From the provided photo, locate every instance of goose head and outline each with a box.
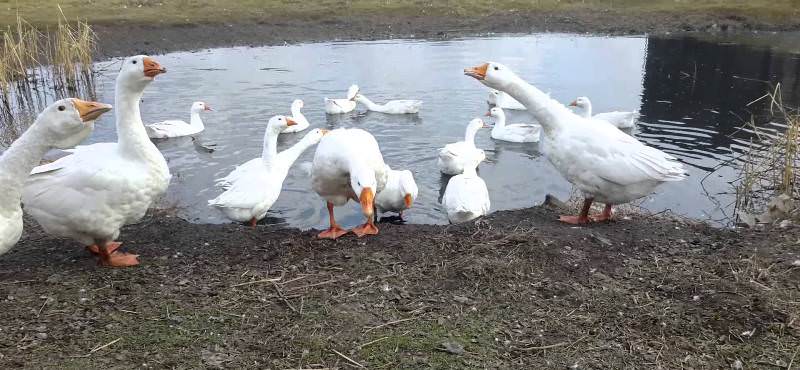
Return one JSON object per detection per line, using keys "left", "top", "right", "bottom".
{"left": 300, "top": 128, "right": 329, "bottom": 146}
{"left": 485, "top": 107, "right": 505, "bottom": 119}
{"left": 117, "top": 55, "right": 166, "bottom": 91}
{"left": 468, "top": 117, "right": 492, "bottom": 131}
{"left": 291, "top": 99, "right": 304, "bottom": 110}
{"left": 569, "top": 96, "right": 591, "bottom": 110}
{"left": 398, "top": 170, "right": 418, "bottom": 209}
{"left": 346, "top": 84, "right": 360, "bottom": 101}
{"left": 191, "top": 101, "right": 212, "bottom": 113}
{"left": 266, "top": 115, "right": 297, "bottom": 134}
{"left": 353, "top": 93, "right": 366, "bottom": 103}
{"left": 464, "top": 62, "right": 518, "bottom": 90}
{"left": 38, "top": 98, "right": 112, "bottom": 149}
{"left": 350, "top": 165, "right": 377, "bottom": 219}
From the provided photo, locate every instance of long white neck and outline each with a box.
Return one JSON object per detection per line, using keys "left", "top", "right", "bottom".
{"left": 493, "top": 111, "right": 507, "bottom": 129}
{"left": 501, "top": 76, "right": 573, "bottom": 136}
{"left": 291, "top": 105, "right": 308, "bottom": 126}
{"left": 276, "top": 137, "right": 317, "bottom": 171}
{"left": 189, "top": 110, "right": 204, "bottom": 129}
{"left": 464, "top": 125, "right": 480, "bottom": 147}
{"left": 0, "top": 124, "right": 51, "bottom": 208}
{"left": 462, "top": 165, "right": 478, "bottom": 177}
{"left": 260, "top": 129, "right": 280, "bottom": 164}
{"left": 115, "top": 80, "right": 162, "bottom": 159}
{"left": 358, "top": 96, "right": 380, "bottom": 110}
{"left": 578, "top": 101, "right": 592, "bottom": 118}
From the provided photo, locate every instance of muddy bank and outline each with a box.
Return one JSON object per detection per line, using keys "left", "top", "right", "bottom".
{"left": 93, "top": 11, "right": 800, "bottom": 59}
{"left": 0, "top": 206, "right": 797, "bottom": 368}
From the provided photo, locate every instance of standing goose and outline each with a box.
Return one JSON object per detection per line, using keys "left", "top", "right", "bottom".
{"left": 374, "top": 167, "right": 418, "bottom": 219}
{"left": 23, "top": 55, "right": 169, "bottom": 267}
{"left": 354, "top": 93, "right": 422, "bottom": 114}
{"left": 282, "top": 99, "right": 310, "bottom": 133}
{"left": 311, "top": 128, "right": 387, "bottom": 239}
{"left": 0, "top": 99, "right": 111, "bottom": 255}
{"left": 437, "top": 118, "right": 489, "bottom": 175}
{"left": 465, "top": 62, "right": 685, "bottom": 224}
{"left": 487, "top": 89, "right": 525, "bottom": 110}
{"left": 442, "top": 156, "right": 490, "bottom": 224}
{"left": 324, "top": 84, "right": 359, "bottom": 114}
{"left": 145, "top": 101, "right": 212, "bottom": 138}
{"left": 486, "top": 107, "right": 541, "bottom": 143}
{"left": 569, "top": 96, "right": 638, "bottom": 129}
{"left": 210, "top": 119, "right": 326, "bottom": 226}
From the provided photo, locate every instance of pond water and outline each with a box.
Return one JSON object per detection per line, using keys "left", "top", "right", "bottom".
{"left": 76, "top": 33, "right": 800, "bottom": 229}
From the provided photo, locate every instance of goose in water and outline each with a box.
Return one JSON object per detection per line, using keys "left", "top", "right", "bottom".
{"left": 23, "top": 55, "right": 170, "bottom": 267}
{"left": 282, "top": 99, "right": 310, "bottom": 133}
{"left": 311, "top": 128, "right": 387, "bottom": 238}
{"left": 569, "top": 96, "right": 638, "bottom": 129}
{"left": 374, "top": 167, "right": 418, "bottom": 219}
{"left": 486, "top": 107, "right": 541, "bottom": 143}
{"left": 145, "top": 101, "right": 212, "bottom": 138}
{"left": 442, "top": 156, "right": 490, "bottom": 224}
{"left": 354, "top": 93, "right": 422, "bottom": 114}
{"left": 324, "top": 84, "right": 359, "bottom": 114}
{"left": 1, "top": 99, "right": 111, "bottom": 256}
{"left": 465, "top": 62, "right": 685, "bottom": 224}
{"left": 437, "top": 118, "right": 489, "bottom": 175}
{"left": 487, "top": 89, "right": 526, "bottom": 110}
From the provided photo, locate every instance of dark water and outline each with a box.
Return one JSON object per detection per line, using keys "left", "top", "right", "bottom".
{"left": 78, "top": 33, "right": 799, "bottom": 229}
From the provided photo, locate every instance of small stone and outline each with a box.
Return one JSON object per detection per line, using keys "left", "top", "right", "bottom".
{"left": 779, "top": 220, "right": 792, "bottom": 228}
{"left": 693, "top": 295, "right": 700, "bottom": 301}
{"left": 439, "top": 341, "right": 464, "bottom": 355}
{"left": 732, "top": 359, "right": 743, "bottom": 369}
{"left": 35, "top": 332, "right": 48, "bottom": 340}
{"left": 793, "top": 260, "right": 800, "bottom": 267}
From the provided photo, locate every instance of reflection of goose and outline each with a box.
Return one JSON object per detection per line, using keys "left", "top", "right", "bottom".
{"left": 437, "top": 118, "right": 489, "bottom": 175}
{"left": 442, "top": 157, "right": 490, "bottom": 224}
{"left": 569, "top": 96, "right": 638, "bottom": 129}
{"left": 486, "top": 107, "right": 541, "bottom": 143}
{"left": 465, "top": 62, "right": 686, "bottom": 224}
{"left": 1, "top": 99, "right": 111, "bottom": 255}
{"left": 354, "top": 93, "right": 422, "bottom": 114}
{"left": 23, "top": 55, "right": 169, "bottom": 267}
{"left": 145, "top": 101, "right": 212, "bottom": 138}
{"left": 282, "top": 99, "right": 310, "bottom": 133}
{"left": 324, "top": 84, "right": 359, "bottom": 114}
{"left": 487, "top": 89, "right": 525, "bottom": 110}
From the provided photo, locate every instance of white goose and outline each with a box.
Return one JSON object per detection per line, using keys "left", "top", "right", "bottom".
{"left": 324, "top": 84, "right": 359, "bottom": 114}
{"left": 465, "top": 62, "right": 685, "bottom": 224}
{"left": 374, "top": 167, "right": 418, "bottom": 219}
{"left": 437, "top": 118, "right": 489, "bottom": 175}
{"left": 354, "top": 93, "right": 422, "bottom": 114}
{"left": 282, "top": 99, "right": 310, "bottom": 133}
{"left": 209, "top": 118, "right": 325, "bottom": 226}
{"left": 569, "top": 96, "right": 638, "bottom": 129}
{"left": 311, "top": 128, "right": 387, "bottom": 239}
{"left": 0, "top": 99, "right": 111, "bottom": 255}
{"left": 487, "top": 89, "right": 525, "bottom": 110}
{"left": 486, "top": 107, "right": 541, "bottom": 143}
{"left": 22, "top": 55, "right": 170, "bottom": 267}
{"left": 442, "top": 157, "right": 490, "bottom": 224}
{"left": 145, "top": 101, "right": 212, "bottom": 138}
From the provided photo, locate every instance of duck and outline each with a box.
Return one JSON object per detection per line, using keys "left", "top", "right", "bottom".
{"left": 209, "top": 119, "right": 326, "bottom": 226}
{"left": 437, "top": 118, "right": 489, "bottom": 175}
{"left": 374, "top": 167, "right": 418, "bottom": 219}
{"left": 465, "top": 62, "right": 685, "bottom": 224}
{"left": 324, "top": 84, "right": 359, "bottom": 114}
{"left": 22, "top": 55, "right": 170, "bottom": 267}
{"left": 145, "top": 101, "right": 212, "bottom": 138}
{"left": 282, "top": 99, "right": 310, "bottom": 133}
{"left": 311, "top": 128, "right": 387, "bottom": 238}
{"left": 442, "top": 157, "right": 490, "bottom": 224}
{"left": 487, "top": 89, "right": 525, "bottom": 110}
{"left": 486, "top": 107, "right": 541, "bottom": 143}
{"left": 569, "top": 96, "right": 638, "bottom": 129}
{"left": 0, "top": 99, "right": 112, "bottom": 256}
{"left": 354, "top": 93, "right": 422, "bottom": 114}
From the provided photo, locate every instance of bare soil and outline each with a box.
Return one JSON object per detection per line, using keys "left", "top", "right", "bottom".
{"left": 1, "top": 204, "right": 798, "bottom": 369}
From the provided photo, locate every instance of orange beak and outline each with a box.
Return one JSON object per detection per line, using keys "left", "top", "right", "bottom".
{"left": 286, "top": 117, "right": 297, "bottom": 126}
{"left": 484, "top": 111, "right": 492, "bottom": 117}
{"left": 568, "top": 100, "right": 577, "bottom": 107}
{"left": 204, "top": 104, "right": 213, "bottom": 111}
{"left": 404, "top": 193, "right": 413, "bottom": 208}
{"left": 143, "top": 57, "right": 166, "bottom": 78}
{"left": 360, "top": 187, "right": 374, "bottom": 217}
{"left": 464, "top": 63, "right": 489, "bottom": 80}
{"left": 71, "top": 99, "right": 112, "bottom": 122}
{"left": 320, "top": 129, "right": 330, "bottom": 135}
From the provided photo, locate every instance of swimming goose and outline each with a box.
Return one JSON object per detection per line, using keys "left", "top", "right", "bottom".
{"left": 0, "top": 99, "right": 111, "bottom": 255}
{"left": 486, "top": 107, "right": 541, "bottom": 143}
{"left": 354, "top": 93, "right": 422, "bottom": 114}
{"left": 437, "top": 118, "right": 489, "bottom": 175}
{"left": 487, "top": 89, "right": 525, "bottom": 110}
{"left": 145, "top": 101, "right": 212, "bottom": 138}
{"left": 23, "top": 55, "right": 169, "bottom": 267}
{"left": 465, "top": 62, "right": 685, "bottom": 224}
{"left": 209, "top": 119, "right": 326, "bottom": 226}
{"left": 374, "top": 167, "right": 418, "bottom": 219}
{"left": 311, "top": 128, "right": 387, "bottom": 238}
{"left": 569, "top": 96, "right": 638, "bottom": 129}
{"left": 442, "top": 157, "right": 490, "bottom": 224}
{"left": 324, "top": 84, "right": 359, "bottom": 114}
{"left": 282, "top": 99, "right": 310, "bottom": 133}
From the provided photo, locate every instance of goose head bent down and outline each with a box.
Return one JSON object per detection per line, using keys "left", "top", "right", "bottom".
{"left": 0, "top": 99, "right": 111, "bottom": 255}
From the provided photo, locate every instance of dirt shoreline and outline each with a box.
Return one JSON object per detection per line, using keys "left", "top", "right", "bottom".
{"left": 92, "top": 11, "right": 800, "bottom": 59}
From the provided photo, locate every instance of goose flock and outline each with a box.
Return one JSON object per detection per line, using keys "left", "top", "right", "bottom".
{"left": 0, "top": 55, "right": 685, "bottom": 268}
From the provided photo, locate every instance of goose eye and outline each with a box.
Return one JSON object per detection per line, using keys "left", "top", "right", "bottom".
{"left": 58, "top": 105, "right": 65, "bottom": 111}
{"left": 132, "top": 60, "right": 137, "bottom": 64}
{"left": 494, "top": 66, "right": 499, "bottom": 71}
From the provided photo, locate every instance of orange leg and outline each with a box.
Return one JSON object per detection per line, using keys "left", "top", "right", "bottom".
{"left": 559, "top": 198, "right": 592, "bottom": 225}
{"left": 318, "top": 202, "right": 348, "bottom": 239}
{"left": 590, "top": 204, "right": 614, "bottom": 222}
{"left": 86, "top": 241, "right": 121, "bottom": 255}
{"left": 95, "top": 240, "right": 139, "bottom": 268}
{"left": 352, "top": 216, "right": 379, "bottom": 237}
{"left": 249, "top": 217, "right": 257, "bottom": 229}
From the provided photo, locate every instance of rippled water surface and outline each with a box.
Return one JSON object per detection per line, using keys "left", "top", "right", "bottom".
{"left": 81, "top": 33, "right": 800, "bottom": 229}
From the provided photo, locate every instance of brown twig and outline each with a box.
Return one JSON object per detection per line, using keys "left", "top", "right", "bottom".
{"left": 519, "top": 335, "right": 588, "bottom": 351}
{"left": 229, "top": 274, "right": 283, "bottom": 288}
{"left": 363, "top": 317, "right": 416, "bottom": 334}
{"left": 357, "top": 336, "right": 389, "bottom": 349}
{"left": 331, "top": 348, "right": 364, "bottom": 368}
{"left": 271, "top": 281, "right": 297, "bottom": 313}
{"left": 70, "top": 337, "right": 122, "bottom": 358}
{"left": 285, "top": 279, "right": 337, "bottom": 292}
